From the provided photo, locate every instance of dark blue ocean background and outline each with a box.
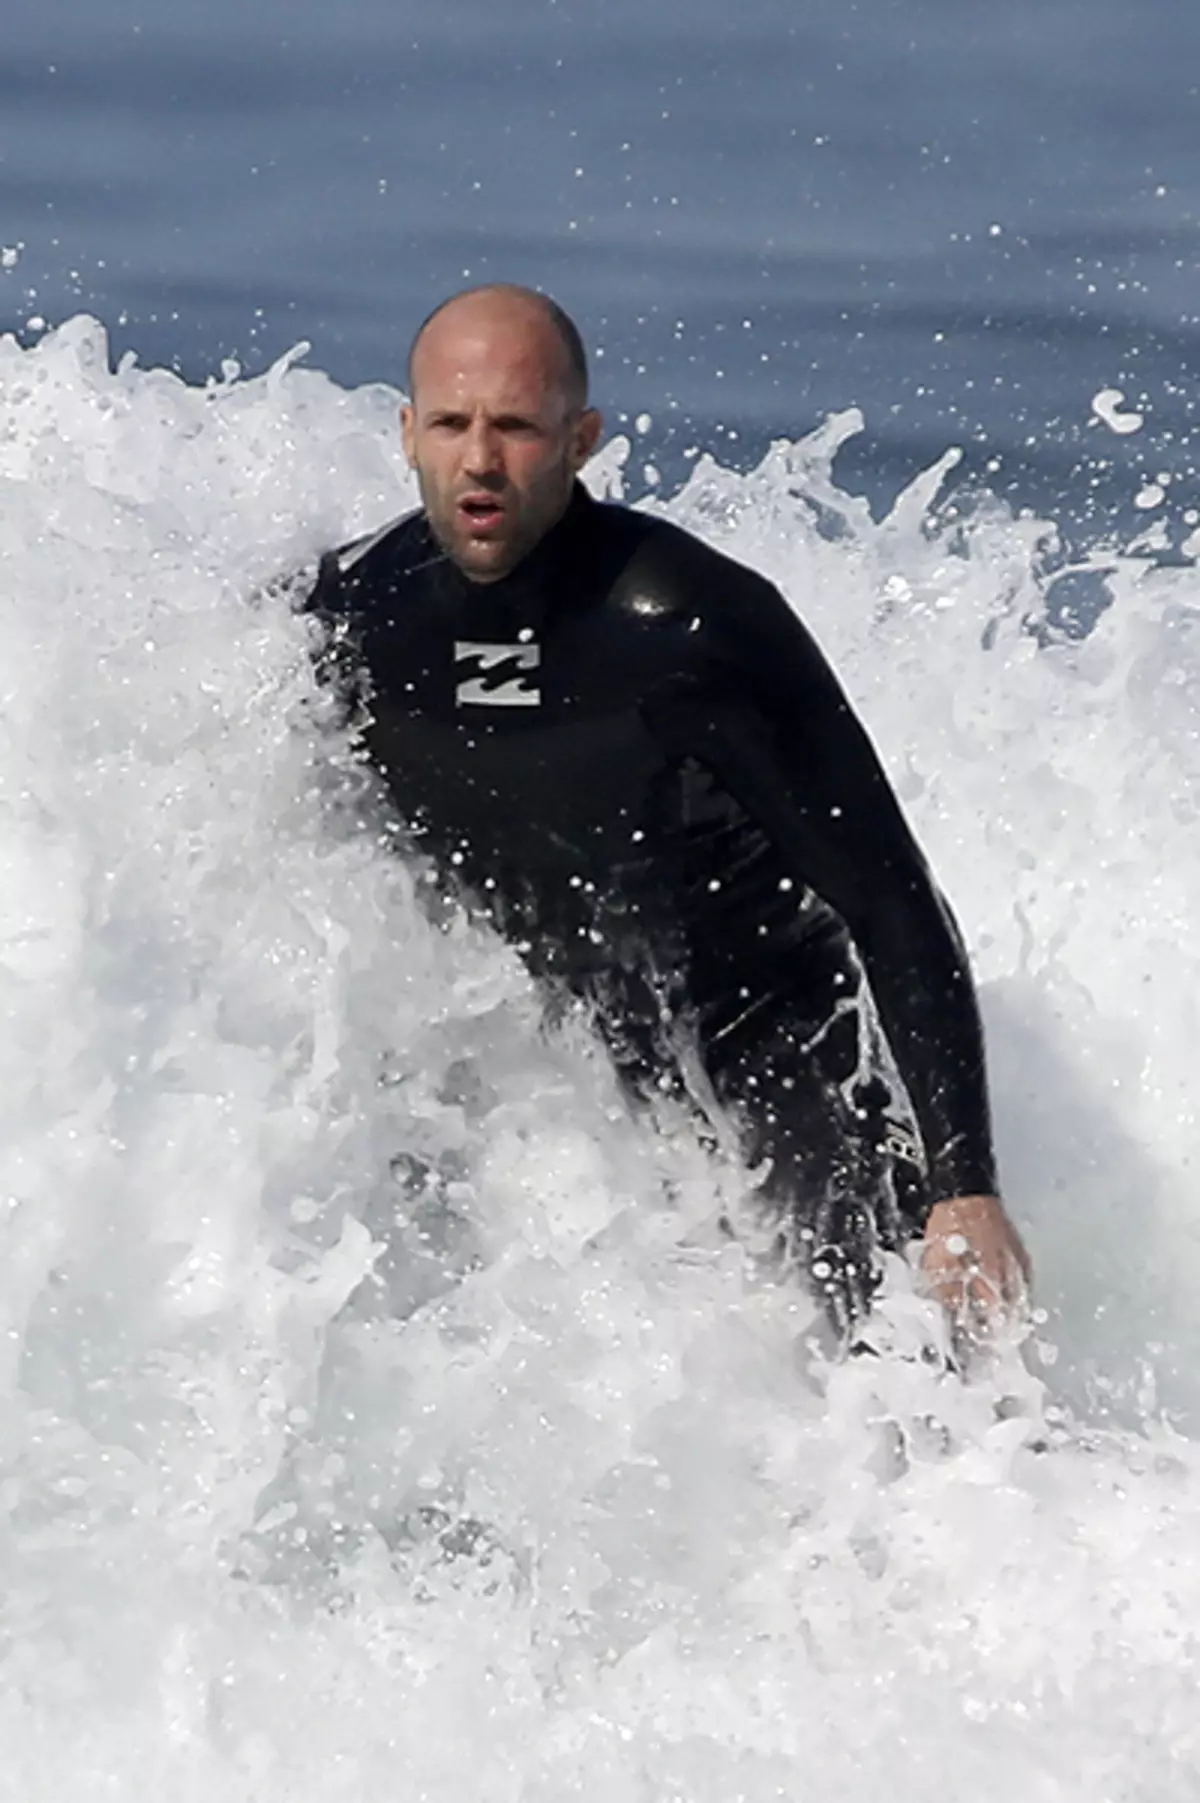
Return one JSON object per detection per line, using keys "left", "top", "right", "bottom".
{"left": 3, "top": 0, "right": 1198, "bottom": 537}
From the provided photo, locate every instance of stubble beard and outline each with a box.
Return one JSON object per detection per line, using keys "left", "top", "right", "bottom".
{"left": 418, "top": 454, "right": 575, "bottom": 584}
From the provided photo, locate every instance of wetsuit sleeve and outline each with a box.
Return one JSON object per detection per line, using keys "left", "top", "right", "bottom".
{"left": 295, "top": 549, "right": 373, "bottom": 716}
{"left": 704, "top": 582, "right": 998, "bottom": 1207}
{"left": 301, "top": 550, "right": 347, "bottom": 621}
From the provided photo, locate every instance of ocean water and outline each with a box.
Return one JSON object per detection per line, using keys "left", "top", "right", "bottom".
{"left": 3, "top": 2, "right": 1200, "bottom": 1797}
{"left": 2, "top": 319, "right": 1199, "bottom": 1799}
{"left": 5, "top": 0, "right": 1200, "bottom": 529}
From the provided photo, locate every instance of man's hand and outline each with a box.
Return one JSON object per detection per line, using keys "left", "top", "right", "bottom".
{"left": 921, "top": 1193, "right": 1031, "bottom": 1334}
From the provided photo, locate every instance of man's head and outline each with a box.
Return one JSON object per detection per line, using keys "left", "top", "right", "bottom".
{"left": 401, "top": 285, "right": 603, "bottom": 582}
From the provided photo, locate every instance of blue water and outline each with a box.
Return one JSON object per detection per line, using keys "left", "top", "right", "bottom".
{"left": 4, "top": 0, "right": 1200, "bottom": 534}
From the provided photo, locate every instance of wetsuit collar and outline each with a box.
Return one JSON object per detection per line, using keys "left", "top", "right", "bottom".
{"left": 432, "top": 482, "right": 595, "bottom": 631}
{"left": 480, "top": 479, "right": 592, "bottom": 587}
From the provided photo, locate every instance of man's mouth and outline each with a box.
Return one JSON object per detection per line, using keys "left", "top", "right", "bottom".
{"left": 458, "top": 495, "right": 506, "bottom": 533}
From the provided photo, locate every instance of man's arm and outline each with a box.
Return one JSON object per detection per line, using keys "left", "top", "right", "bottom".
{"left": 701, "top": 580, "right": 990, "bottom": 1195}
{"left": 702, "top": 570, "right": 1028, "bottom": 1318}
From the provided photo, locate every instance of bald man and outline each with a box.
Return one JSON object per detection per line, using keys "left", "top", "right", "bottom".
{"left": 308, "top": 284, "right": 1029, "bottom": 1340}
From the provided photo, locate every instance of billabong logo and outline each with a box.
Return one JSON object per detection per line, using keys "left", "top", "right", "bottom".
{"left": 455, "top": 641, "right": 541, "bottom": 707}
{"left": 883, "top": 1119, "right": 922, "bottom": 1169}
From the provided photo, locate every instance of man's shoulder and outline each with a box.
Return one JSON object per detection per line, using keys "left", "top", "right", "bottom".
{"left": 306, "top": 506, "right": 440, "bottom": 618}
{"left": 330, "top": 507, "right": 438, "bottom": 582}
{"left": 588, "top": 493, "right": 780, "bottom": 619}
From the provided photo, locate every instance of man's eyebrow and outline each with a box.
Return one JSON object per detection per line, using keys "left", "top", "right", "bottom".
{"left": 420, "top": 406, "right": 544, "bottom": 429}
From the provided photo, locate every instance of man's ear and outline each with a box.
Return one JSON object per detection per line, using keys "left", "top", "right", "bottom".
{"left": 572, "top": 407, "right": 604, "bottom": 471}
{"left": 400, "top": 402, "right": 417, "bottom": 467}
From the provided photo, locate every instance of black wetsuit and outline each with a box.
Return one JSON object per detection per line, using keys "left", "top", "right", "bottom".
{"left": 308, "top": 482, "right": 998, "bottom": 1326}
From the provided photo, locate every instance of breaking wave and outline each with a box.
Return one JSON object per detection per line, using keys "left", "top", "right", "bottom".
{"left": 1, "top": 317, "right": 1198, "bottom": 1798}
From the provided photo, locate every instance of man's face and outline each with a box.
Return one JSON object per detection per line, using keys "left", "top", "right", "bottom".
{"left": 401, "top": 305, "right": 602, "bottom": 582}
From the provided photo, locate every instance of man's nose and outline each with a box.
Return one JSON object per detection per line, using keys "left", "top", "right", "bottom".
{"left": 463, "top": 421, "right": 503, "bottom": 477}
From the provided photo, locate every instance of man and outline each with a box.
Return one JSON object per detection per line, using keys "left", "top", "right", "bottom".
{"left": 308, "top": 283, "right": 1030, "bottom": 1338}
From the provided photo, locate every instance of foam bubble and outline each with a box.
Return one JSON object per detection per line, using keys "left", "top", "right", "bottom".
{"left": 1091, "top": 387, "right": 1144, "bottom": 434}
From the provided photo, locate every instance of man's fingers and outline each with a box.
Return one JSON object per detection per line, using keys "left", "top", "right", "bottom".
{"left": 1004, "top": 1248, "right": 1031, "bottom": 1311}
{"left": 1009, "top": 1223, "right": 1034, "bottom": 1288}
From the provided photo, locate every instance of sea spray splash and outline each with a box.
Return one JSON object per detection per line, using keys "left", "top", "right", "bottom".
{"left": 1, "top": 319, "right": 1199, "bottom": 1799}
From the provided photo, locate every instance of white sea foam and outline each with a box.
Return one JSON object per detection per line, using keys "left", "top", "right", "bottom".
{"left": 1, "top": 318, "right": 1198, "bottom": 1798}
